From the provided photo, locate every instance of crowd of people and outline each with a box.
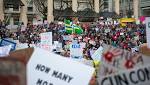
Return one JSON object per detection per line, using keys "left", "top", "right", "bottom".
{"left": 0, "top": 19, "right": 147, "bottom": 85}
{"left": 0, "top": 20, "right": 146, "bottom": 58}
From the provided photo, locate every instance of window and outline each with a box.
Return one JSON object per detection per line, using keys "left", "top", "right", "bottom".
{"left": 28, "top": 7, "right": 33, "bottom": 12}
{"left": 103, "top": 0, "right": 108, "bottom": 10}
{"left": 14, "top": 17, "right": 19, "bottom": 25}
{"left": 13, "top": 6, "right": 19, "bottom": 11}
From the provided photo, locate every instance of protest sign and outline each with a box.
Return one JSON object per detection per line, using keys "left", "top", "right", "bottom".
{"left": 145, "top": 17, "right": 150, "bottom": 48}
{"left": 0, "top": 39, "right": 16, "bottom": 51}
{"left": 98, "top": 64, "right": 150, "bottom": 85}
{"left": 70, "top": 43, "right": 83, "bottom": 59}
{"left": 0, "top": 45, "right": 11, "bottom": 57}
{"left": 53, "top": 41, "right": 62, "bottom": 52}
{"left": 98, "top": 44, "right": 145, "bottom": 77}
{"left": 40, "top": 32, "right": 52, "bottom": 51}
{"left": 27, "top": 48, "right": 95, "bottom": 85}
{"left": 91, "top": 46, "right": 103, "bottom": 61}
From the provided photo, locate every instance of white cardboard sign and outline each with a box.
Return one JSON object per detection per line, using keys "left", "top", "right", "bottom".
{"left": 146, "top": 17, "right": 150, "bottom": 48}
{"left": 70, "top": 43, "right": 83, "bottom": 59}
{"left": 27, "top": 48, "right": 94, "bottom": 85}
{"left": 98, "top": 64, "right": 150, "bottom": 85}
{"left": 0, "top": 45, "right": 11, "bottom": 57}
{"left": 40, "top": 32, "right": 52, "bottom": 51}
{"left": 91, "top": 46, "right": 103, "bottom": 61}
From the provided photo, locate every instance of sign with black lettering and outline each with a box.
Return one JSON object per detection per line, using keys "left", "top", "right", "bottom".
{"left": 70, "top": 43, "right": 83, "bottom": 59}
{"left": 27, "top": 48, "right": 94, "bottom": 85}
{"left": 98, "top": 64, "right": 150, "bottom": 85}
{"left": 146, "top": 17, "right": 150, "bottom": 48}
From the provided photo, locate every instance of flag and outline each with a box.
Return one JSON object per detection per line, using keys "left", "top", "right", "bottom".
{"left": 64, "top": 19, "right": 71, "bottom": 27}
{"left": 64, "top": 19, "right": 83, "bottom": 34}
{"left": 64, "top": 19, "right": 73, "bottom": 34}
{"left": 73, "top": 24, "right": 83, "bottom": 34}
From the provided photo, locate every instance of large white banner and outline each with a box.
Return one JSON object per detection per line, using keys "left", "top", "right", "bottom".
{"left": 40, "top": 32, "right": 52, "bottom": 51}
{"left": 70, "top": 43, "right": 83, "bottom": 59}
{"left": 27, "top": 48, "right": 94, "bottom": 85}
{"left": 146, "top": 17, "right": 150, "bottom": 48}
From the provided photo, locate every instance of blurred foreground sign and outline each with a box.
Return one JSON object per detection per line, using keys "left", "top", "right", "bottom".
{"left": 0, "top": 45, "right": 11, "bottom": 57}
{"left": 146, "top": 17, "right": 150, "bottom": 48}
{"left": 27, "top": 48, "right": 94, "bottom": 85}
{"left": 98, "top": 64, "right": 150, "bottom": 85}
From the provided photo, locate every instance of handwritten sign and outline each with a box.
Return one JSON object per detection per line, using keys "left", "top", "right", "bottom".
{"left": 70, "top": 43, "right": 83, "bottom": 59}
{"left": 40, "top": 32, "right": 52, "bottom": 51}
{"left": 27, "top": 48, "right": 94, "bottom": 85}
{"left": 98, "top": 64, "right": 150, "bottom": 85}
{"left": 0, "top": 39, "right": 16, "bottom": 51}
{"left": 146, "top": 17, "right": 150, "bottom": 48}
{"left": 98, "top": 44, "right": 144, "bottom": 77}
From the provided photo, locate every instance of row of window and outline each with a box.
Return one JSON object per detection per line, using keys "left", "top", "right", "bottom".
{"left": 5, "top": 6, "right": 33, "bottom": 12}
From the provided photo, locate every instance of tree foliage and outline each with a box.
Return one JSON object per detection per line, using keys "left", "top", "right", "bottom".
{"left": 32, "top": 0, "right": 47, "bottom": 19}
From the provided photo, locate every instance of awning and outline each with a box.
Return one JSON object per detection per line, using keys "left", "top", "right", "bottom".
{"left": 120, "top": 18, "right": 136, "bottom": 23}
{"left": 99, "top": 12, "right": 121, "bottom": 19}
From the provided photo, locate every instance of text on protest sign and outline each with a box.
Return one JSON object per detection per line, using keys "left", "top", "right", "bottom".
{"left": 27, "top": 48, "right": 94, "bottom": 85}
{"left": 98, "top": 64, "right": 150, "bottom": 85}
{"left": 40, "top": 32, "right": 52, "bottom": 51}
{"left": 70, "top": 43, "right": 83, "bottom": 59}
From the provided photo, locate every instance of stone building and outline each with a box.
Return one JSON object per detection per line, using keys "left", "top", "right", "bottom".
{"left": 0, "top": 0, "right": 141, "bottom": 25}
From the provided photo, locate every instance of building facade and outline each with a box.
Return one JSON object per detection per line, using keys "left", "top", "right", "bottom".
{"left": 0, "top": 0, "right": 37, "bottom": 26}
{"left": 0, "top": 0, "right": 141, "bottom": 25}
{"left": 140, "top": 0, "right": 150, "bottom": 16}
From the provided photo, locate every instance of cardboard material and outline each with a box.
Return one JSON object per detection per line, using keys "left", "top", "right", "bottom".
{"left": 0, "top": 58, "right": 26, "bottom": 85}
{"left": 9, "top": 48, "right": 34, "bottom": 65}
